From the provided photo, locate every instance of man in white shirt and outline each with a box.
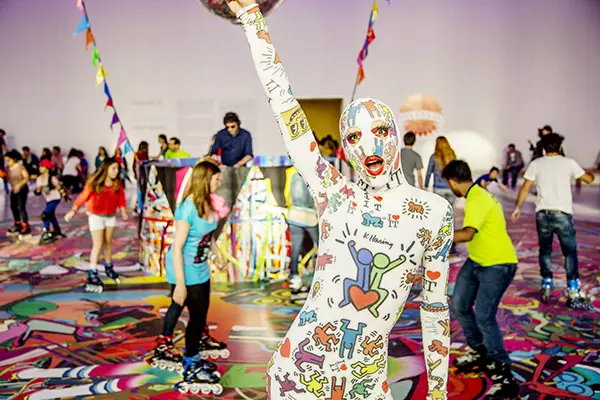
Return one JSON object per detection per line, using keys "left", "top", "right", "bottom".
{"left": 511, "top": 133, "right": 594, "bottom": 309}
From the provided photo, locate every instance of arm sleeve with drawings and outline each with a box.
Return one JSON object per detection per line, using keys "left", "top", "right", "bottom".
{"left": 236, "top": 5, "right": 345, "bottom": 197}
{"left": 420, "top": 203, "right": 453, "bottom": 398}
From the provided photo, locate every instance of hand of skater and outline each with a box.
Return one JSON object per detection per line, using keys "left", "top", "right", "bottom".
{"left": 511, "top": 208, "right": 520, "bottom": 222}
{"left": 65, "top": 210, "right": 75, "bottom": 222}
{"left": 214, "top": 253, "right": 227, "bottom": 270}
{"left": 121, "top": 209, "right": 129, "bottom": 221}
{"left": 224, "top": 0, "right": 256, "bottom": 14}
{"left": 173, "top": 284, "right": 187, "bottom": 306}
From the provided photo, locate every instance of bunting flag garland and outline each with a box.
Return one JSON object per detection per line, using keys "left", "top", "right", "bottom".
{"left": 73, "top": 0, "right": 134, "bottom": 158}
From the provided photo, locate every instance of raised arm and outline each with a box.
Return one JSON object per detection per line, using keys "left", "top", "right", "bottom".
{"left": 230, "top": 1, "right": 345, "bottom": 196}
{"left": 420, "top": 203, "right": 453, "bottom": 399}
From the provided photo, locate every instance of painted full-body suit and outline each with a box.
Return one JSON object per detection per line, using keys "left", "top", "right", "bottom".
{"left": 235, "top": 5, "right": 452, "bottom": 399}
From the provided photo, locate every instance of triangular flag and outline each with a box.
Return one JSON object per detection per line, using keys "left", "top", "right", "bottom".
{"left": 357, "top": 66, "right": 365, "bottom": 85}
{"left": 96, "top": 63, "right": 107, "bottom": 85}
{"left": 122, "top": 140, "right": 133, "bottom": 156}
{"left": 92, "top": 48, "right": 100, "bottom": 67}
{"left": 76, "top": 0, "right": 84, "bottom": 10}
{"left": 105, "top": 98, "right": 114, "bottom": 111}
{"left": 110, "top": 112, "right": 120, "bottom": 129}
{"left": 73, "top": 15, "right": 90, "bottom": 36}
{"left": 103, "top": 82, "right": 112, "bottom": 100}
{"left": 85, "top": 29, "right": 94, "bottom": 51}
{"left": 117, "top": 127, "right": 127, "bottom": 146}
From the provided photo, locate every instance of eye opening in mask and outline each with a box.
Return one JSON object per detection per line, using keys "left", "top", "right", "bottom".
{"left": 346, "top": 131, "right": 362, "bottom": 145}
{"left": 371, "top": 126, "right": 389, "bottom": 138}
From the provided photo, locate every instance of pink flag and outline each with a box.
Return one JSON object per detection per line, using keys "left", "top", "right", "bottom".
{"left": 76, "top": 0, "right": 84, "bottom": 10}
{"left": 117, "top": 127, "right": 127, "bottom": 146}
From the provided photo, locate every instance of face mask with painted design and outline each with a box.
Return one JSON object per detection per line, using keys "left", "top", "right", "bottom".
{"left": 340, "top": 98, "right": 402, "bottom": 191}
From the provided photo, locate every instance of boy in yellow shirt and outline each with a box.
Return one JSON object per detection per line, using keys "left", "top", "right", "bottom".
{"left": 442, "top": 160, "right": 520, "bottom": 400}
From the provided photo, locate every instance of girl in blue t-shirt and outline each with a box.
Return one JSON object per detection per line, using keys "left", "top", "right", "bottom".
{"left": 148, "top": 159, "right": 229, "bottom": 394}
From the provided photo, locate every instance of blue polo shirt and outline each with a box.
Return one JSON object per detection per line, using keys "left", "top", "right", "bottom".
{"left": 475, "top": 173, "right": 497, "bottom": 187}
{"left": 210, "top": 128, "right": 253, "bottom": 167}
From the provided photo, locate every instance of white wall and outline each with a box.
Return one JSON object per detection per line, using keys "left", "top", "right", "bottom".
{"left": 1, "top": 0, "right": 599, "bottom": 169}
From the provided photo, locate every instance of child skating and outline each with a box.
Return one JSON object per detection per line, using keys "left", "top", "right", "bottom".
{"left": 4, "top": 150, "right": 31, "bottom": 239}
{"left": 147, "top": 159, "right": 228, "bottom": 395}
{"left": 65, "top": 158, "right": 127, "bottom": 292}
{"left": 35, "top": 159, "right": 69, "bottom": 244}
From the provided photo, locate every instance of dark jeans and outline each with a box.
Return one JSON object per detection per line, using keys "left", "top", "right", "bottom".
{"left": 162, "top": 280, "right": 210, "bottom": 357}
{"left": 289, "top": 224, "right": 318, "bottom": 276}
{"left": 42, "top": 200, "right": 61, "bottom": 231}
{"left": 502, "top": 166, "right": 522, "bottom": 189}
{"left": 10, "top": 186, "right": 29, "bottom": 223}
{"left": 451, "top": 259, "right": 516, "bottom": 364}
{"left": 536, "top": 211, "right": 578, "bottom": 281}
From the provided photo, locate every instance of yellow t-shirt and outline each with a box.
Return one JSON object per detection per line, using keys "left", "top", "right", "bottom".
{"left": 463, "top": 184, "right": 518, "bottom": 266}
{"left": 164, "top": 149, "right": 190, "bottom": 159}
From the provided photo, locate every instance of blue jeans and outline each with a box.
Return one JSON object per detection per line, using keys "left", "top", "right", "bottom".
{"left": 289, "top": 224, "right": 318, "bottom": 276}
{"left": 536, "top": 212, "right": 578, "bottom": 281}
{"left": 43, "top": 200, "right": 61, "bottom": 231}
{"left": 451, "top": 259, "right": 516, "bottom": 364}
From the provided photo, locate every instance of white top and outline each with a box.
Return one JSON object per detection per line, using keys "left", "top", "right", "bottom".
{"left": 63, "top": 157, "right": 80, "bottom": 176}
{"left": 524, "top": 155, "right": 585, "bottom": 214}
{"left": 36, "top": 175, "right": 62, "bottom": 202}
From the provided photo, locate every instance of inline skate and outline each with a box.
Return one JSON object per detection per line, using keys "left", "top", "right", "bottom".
{"left": 566, "top": 279, "right": 594, "bottom": 310}
{"left": 452, "top": 345, "right": 486, "bottom": 375}
{"left": 174, "top": 355, "right": 222, "bottom": 395}
{"left": 39, "top": 229, "right": 56, "bottom": 245}
{"left": 483, "top": 360, "right": 520, "bottom": 400}
{"left": 200, "top": 328, "right": 230, "bottom": 360}
{"left": 85, "top": 269, "right": 104, "bottom": 293}
{"left": 540, "top": 277, "right": 553, "bottom": 304}
{"left": 146, "top": 335, "right": 183, "bottom": 373}
{"left": 104, "top": 263, "right": 120, "bottom": 284}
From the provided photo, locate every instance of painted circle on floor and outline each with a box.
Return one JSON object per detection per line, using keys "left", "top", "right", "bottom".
{"left": 11, "top": 300, "right": 58, "bottom": 317}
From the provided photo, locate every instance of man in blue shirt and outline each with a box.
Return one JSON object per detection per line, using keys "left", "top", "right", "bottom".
{"left": 210, "top": 112, "right": 253, "bottom": 167}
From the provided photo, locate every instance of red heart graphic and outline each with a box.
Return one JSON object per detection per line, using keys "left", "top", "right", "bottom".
{"left": 382, "top": 381, "right": 389, "bottom": 393}
{"left": 374, "top": 196, "right": 383, "bottom": 202}
{"left": 349, "top": 285, "right": 380, "bottom": 311}
{"left": 310, "top": 141, "right": 317, "bottom": 152}
{"left": 351, "top": 202, "right": 357, "bottom": 207}
{"left": 392, "top": 215, "right": 400, "bottom": 220}
{"left": 279, "top": 338, "right": 291, "bottom": 358}
{"left": 427, "top": 271, "right": 441, "bottom": 280}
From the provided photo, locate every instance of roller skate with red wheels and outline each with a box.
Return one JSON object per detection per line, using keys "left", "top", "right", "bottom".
{"left": 146, "top": 335, "right": 183, "bottom": 373}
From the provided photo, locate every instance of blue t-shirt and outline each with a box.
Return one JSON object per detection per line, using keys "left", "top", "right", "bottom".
{"left": 165, "top": 198, "right": 217, "bottom": 286}
{"left": 475, "top": 173, "right": 497, "bottom": 187}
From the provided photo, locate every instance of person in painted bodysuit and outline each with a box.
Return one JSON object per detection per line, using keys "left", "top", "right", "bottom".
{"left": 226, "top": 2, "right": 453, "bottom": 399}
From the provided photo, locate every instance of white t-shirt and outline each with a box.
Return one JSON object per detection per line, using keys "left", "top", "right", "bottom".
{"left": 524, "top": 156, "right": 585, "bottom": 214}
{"left": 63, "top": 157, "right": 80, "bottom": 176}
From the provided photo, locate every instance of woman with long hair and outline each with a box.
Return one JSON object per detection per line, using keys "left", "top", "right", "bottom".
{"left": 65, "top": 158, "right": 127, "bottom": 292}
{"left": 95, "top": 146, "right": 107, "bottom": 170}
{"left": 425, "top": 136, "right": 457, "bottom": 204}
{"left": 4, "top": 150, "right": 31, "bottom": 236}
{"left": 148, "top": 159, "right": 228, "bottom": 395}
{"left": 35, "top": 159, "right": 68, "bottom": 244}
{"left": 40, "top": 148, "right": 52, "bottom": 162}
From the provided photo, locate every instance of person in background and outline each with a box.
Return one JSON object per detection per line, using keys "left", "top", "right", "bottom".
{"left": 62, "top": 149, "right": 81, "bottom": 194}
{"left": 157, "top": 134, "right": 169, "bottom": 159}
{"left": 475, "top": 167, "right": 509, "bottom": 192}
{"left": 40, "top": 148, "right": 52, "bottom": 162}
{"left": 502, "top": 144, "right": 525, "bottom": 189}
{"left": 114, "top": 147, "right": 131, "bottom": 187}
{"left": 35, "top": 159, "right": 68, "bottom": 244}
{"left": 529, "top": 125, "right": 565, "bottom": 160}
{"left": 0, "top": 130, "right": 7, "bottom": 193}
{"left": 165, "top": 137, "right": 191, "bottom": 159}
{"left": 134, "top": 141, "right": 149, "bottom": 180}
{"left": 442, "top": 160, "right": 520, "bottom": 398}
{"left": 210, "top": 112, "right": 253, "bottom": 167}
{"left": 512, "top": 133, "right": 595, "bottom": 309}
{"left": 22, "top": 146, "right": 40, "bottom": 179}
{"left": 425, "top": 136, "right": 457, "bottom": 204}
{"left": 78, "top": 150, "right": 89, "bottom": 187}
{"left": 51, "top": 146, "right": 64, "bottom": 175}
{"left": 65, "top": 158, "right": 127, "bottom": 292}
{"left": 206, "top": 135, "right": 217, "bottom": 157}
{"left": 401, "top": 131, "right": 424, "bottom": 188}
{"left": 4, "top": 150, "right": 31, "bottom": 236}
{"left": 317, "top": 134, "right": 339, "bottom": 160}
{"left": 284, "top": 165, "right": 318, "bottom": 292}
{"left": 95, "top": 146, "right": 108, "bottom": 170}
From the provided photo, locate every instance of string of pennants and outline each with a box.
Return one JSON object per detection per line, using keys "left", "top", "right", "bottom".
{"left": 73, "top": 0, "right": 134, "bottom": 156}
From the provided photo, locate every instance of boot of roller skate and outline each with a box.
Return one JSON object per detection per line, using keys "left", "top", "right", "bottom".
{"left": 174, "top": 355, "right": 222, "bottom": 395}
{"left": 85, "top": 269, "right": 104, "bottom": 293}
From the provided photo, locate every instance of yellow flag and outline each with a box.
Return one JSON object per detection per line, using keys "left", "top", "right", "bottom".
{"left": 96, "top": 63, "right": 107, "bottom": 85}
{"left": 372, "top": 0, "right": 379, "bottom": 21}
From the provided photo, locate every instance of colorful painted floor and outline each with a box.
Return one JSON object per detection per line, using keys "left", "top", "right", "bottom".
{"left": 0, "top": 188, "right": 598, "bottom": 400}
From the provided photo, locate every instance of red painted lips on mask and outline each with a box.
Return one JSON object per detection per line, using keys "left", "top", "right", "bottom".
{"left": 364, "top": 155, "right": 384, "bottom": 176}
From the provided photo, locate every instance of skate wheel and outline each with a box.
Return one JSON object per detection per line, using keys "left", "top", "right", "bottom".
{"left": 220, "top": 349, "right": 230, "bottom": 358}
{"left": 214, "top": 371, "right": 221, "bottom": 378}
{"left": 212, "top": 384, "right": 223, "bottom": 395}
{"left": 151, "top": 359, "right": 158, "bottom": 368}
{"left": 176, "top": 364, "right": 184, "bottom": 373}
{"left": 199, "top": 386, "right": 210, "bottom": 395}
{"left": 115, "top": 278, "right": 121, "bottom": 284}
{"left": 158, "top": 360, "right": 167, "bottom": 369}
{"left": 97, "top": 286, "right": 103, "bottom": 293}
{"left": 191, "top": 384, "right": 200, "bottom": 394}
{"left": 167, "top": 363, "right": 175, "bottom": 372}
{"left": 177, "top": 382, "right": 188, "bottom": 394}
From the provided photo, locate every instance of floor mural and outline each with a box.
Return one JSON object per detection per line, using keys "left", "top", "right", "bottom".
{"left": 0, "top": 190, "right": 598, "bottom": 399}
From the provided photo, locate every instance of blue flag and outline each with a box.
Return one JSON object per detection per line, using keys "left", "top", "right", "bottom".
{"left": 73, "top": 15, "right": 90, "bottom": 36}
